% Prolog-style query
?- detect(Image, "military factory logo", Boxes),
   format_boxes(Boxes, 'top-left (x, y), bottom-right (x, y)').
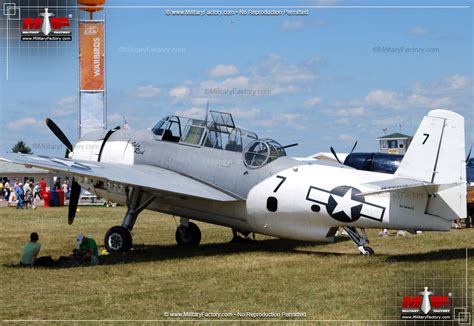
top-left (21, 8), bottom-right (71, 41)
top-left (401, 287), bottom-right (453, 321)
top-left (84, 25), bottom-right (99, 35)
top-left (306, 185), bottom-right (385, 223)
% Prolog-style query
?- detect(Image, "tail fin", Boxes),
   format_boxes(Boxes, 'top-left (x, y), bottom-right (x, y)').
top-left (395, 109), bottom-right (466, 220)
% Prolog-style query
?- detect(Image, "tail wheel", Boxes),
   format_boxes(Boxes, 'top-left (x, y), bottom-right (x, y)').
top-left (105, 226), bottom-right (132, 253)
top-left (362, 246), bottom-right (374, 255)
top-left (175, 222), bottom-right (201, 247)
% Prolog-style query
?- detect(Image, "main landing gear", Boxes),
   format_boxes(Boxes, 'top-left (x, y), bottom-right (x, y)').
top-left (104, 188), bottom-right (155, 253)
top-left (175, 217), bottom-right (201, 247)
top-left (343, 226), bottom-right (374, 255)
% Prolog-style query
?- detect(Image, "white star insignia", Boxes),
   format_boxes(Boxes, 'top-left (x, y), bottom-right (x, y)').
top-left (331, 188), bottom-right (359, 220)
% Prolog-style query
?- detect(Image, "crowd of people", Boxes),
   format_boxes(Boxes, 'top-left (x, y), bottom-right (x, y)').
top-left (19, 232), bottom-right (100, 268)
top-left (0, 178), bottom-right (71, 209)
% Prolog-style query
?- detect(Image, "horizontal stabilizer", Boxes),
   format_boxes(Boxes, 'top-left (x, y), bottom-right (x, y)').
top-left (358, 178), bottom-right (459, 196)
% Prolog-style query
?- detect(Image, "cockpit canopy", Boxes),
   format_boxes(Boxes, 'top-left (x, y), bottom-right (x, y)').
top-left (243, 139), bottom-right (286, 168)
top-left (151, 110), bottom-right (286, 167)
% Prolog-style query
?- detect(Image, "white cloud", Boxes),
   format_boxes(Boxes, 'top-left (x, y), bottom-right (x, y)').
top-left (409, 26), bottom-right (429, 36)
top-left (208, 64), bottom-right (239, 77)
top-left (108, 113), bottom-right (123, 123)
top-left (365, 90), bottom-right (401, 108)
top-left (304, 97), bottom-right (322, 107)
top-left (282, 20), bottom-right (304, 32)
top-left (9, 118), bottom-right (42, 130)
top-left (446, 74), bottom-right (469, 90)
top-left (406, 94), bottom-right (453, 109)
top-left (169, 86), bottom-right (191, 98)
top-left (190, 97), bottom-right (209, 106)
top-left (338, 134), bottom-right (356, 142)
top-left (252, 112), bottom-right (304, 129)
top-left (133, 84), bottom-right (161, 98)
top-left (228, 108), bottom-right (260, 119)
top-left (175, 107), bottom-right (206, 119)
top-left (201, 76), bottom-right (250, 91)
top-left (280, 113), bottom-right (302, 121)
top-left (253, 119), bottom-right (276, 128)
top-left (333, 107), bottom-right (365, 116)
top-left (363, 75), bottom-right (471, 111)
top-left (412, 74), bottom-right (470, 96)
top-left (52, 95), bottom-right (78, 116)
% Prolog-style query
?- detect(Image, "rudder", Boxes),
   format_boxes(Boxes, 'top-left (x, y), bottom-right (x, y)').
top-left (395, 109), bottom-right (466, 220)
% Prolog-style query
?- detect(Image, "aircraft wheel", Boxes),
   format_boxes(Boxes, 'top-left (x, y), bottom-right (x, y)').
top-left (105, 226), bottom-right (132, 253)
top-left (176, 222), bottom-right (201, 247)
top-left (362, 246), bottom-right (374, 255)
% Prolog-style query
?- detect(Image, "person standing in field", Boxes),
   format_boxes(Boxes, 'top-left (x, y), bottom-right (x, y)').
top-left (20, 232), bottom-right (41, 267)
top-left (61, 180), bottom-right (69, 200)
top-left (33, 182), bottom-right (41, 208)
top-left (3, 181), bottom-right (11, 202)
top-left (23, 182), bottom-right (32, 209)
top-left (15, 182), bottom-right (24, 209)
top-left (40, 178), bottom-right (46, 193)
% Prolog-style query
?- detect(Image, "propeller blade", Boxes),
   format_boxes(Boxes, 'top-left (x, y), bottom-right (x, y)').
top-left (68, 178), bottom-right (81, 225)
top-left (330, 146), bottom-right (342, 165)
top-left (349, 140), bottom-right (358, 155)
top-left (466, 145), bottom-right (472, 165)
top-left (45, 118), bottom-right (73, 152)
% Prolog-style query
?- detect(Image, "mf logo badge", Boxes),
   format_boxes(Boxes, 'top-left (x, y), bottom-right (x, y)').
top-left (401, 287), bottom-right (453, 320)
top-left (306, 185), bottom-right (385, 223)
top-left (21, 8), bottom-right (72, 41)
top-left (84, 25), bottom-right (99, 35)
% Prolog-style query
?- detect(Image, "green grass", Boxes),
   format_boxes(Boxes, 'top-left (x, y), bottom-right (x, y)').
top-left (0, 206), bottom-right (472, 322)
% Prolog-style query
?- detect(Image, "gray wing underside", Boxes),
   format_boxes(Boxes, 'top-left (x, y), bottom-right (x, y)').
top-left (0, 153), bottom-right (241, 202)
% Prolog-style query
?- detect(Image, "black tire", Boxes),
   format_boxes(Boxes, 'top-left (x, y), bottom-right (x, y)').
top-left (104, 226), bottom-right (132, 253)
top-left (364, 246), bottom-right (374, 255)
top-left (175, 222), bottom-right (201, 247)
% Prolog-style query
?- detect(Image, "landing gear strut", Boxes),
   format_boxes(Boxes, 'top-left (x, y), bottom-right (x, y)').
top-left (175, 217), bottom-right (201, 247)
top-left (343, 226), bottom-right (374, 255)
top-left (104, 188), bottom-right (155, 253)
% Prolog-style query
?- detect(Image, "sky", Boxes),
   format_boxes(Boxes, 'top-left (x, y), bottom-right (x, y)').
top-left (0, 0), bottom-right (472, 158)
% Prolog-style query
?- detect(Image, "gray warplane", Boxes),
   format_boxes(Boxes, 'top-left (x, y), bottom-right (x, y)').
top-left (0, 109), bottom-right (467, 255)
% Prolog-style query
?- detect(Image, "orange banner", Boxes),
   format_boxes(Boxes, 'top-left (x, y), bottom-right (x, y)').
top-left (79, 22), bottom-right (104, 90)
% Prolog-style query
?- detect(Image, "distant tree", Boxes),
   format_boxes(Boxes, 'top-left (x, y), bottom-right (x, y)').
top-left (11, 140), bottom-right (32, 154)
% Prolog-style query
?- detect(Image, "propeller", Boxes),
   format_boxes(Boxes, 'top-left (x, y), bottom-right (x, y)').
top-left (330, 146), bottom-right (343, 164)
top-left (45, 117), bottom-right (81, 224)
top-left (45, 118), bottom-right (73, 152)
top-left (330, 140), bottom-right (358, 165)
top-left (349, 140), bottom-right (358, 155)
top-left (68, 180), bottom-right (81, 225)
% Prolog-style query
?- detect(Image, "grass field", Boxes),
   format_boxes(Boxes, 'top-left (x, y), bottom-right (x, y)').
top-left (0, 206), bottom-right (472, 323)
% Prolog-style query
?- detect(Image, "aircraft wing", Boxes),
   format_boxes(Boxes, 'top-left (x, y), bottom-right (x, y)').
top-left (0, 153), bottom-right (242, 202)
top-left (303, 152), bottom-right (348, 162)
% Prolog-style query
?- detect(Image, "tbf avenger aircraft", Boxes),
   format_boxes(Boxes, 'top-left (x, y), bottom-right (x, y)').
top-left (0, 109), bottom-right (467, 255)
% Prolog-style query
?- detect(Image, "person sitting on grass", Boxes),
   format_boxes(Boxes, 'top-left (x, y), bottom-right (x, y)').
top-left (20, 232), bottom-right (41, 267)
top-left (76, 233), bottom-right (99, 266)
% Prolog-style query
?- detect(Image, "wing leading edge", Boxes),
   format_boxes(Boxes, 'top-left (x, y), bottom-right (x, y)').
top-left (0, 153), bottom-right (241, 202)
